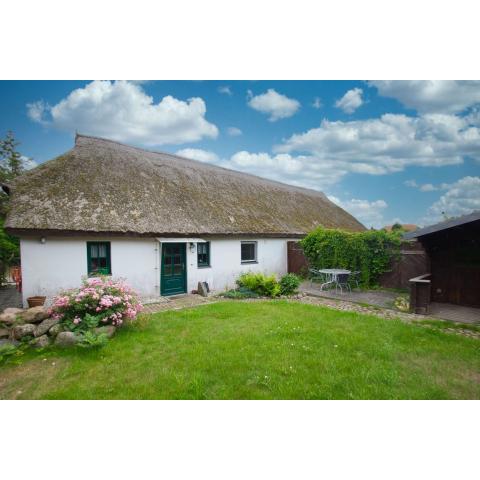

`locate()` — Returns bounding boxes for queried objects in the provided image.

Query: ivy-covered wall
[300,228,402,287]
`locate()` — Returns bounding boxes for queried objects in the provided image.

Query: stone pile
[0,307,117,349]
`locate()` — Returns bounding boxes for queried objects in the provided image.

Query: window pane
[98,244,107,258]
[241,242,256,262]
[90,244,98,258]
[197,242,210,266]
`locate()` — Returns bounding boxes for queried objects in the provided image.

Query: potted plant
[27,296,46,308]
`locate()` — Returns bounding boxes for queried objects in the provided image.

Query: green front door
[161,243,187,296]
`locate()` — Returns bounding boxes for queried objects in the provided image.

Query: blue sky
[1,80,479,228]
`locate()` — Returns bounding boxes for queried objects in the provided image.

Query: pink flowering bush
[50,276,143,333]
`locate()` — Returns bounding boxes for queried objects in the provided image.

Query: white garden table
[318,269,351,291]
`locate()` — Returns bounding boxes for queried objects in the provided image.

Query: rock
[0,311,22,325]
[0,338,19,348]
[197,281,209,297]
[34,317,60,337]
[94,325,116,338]
[31,334,50,349]
[19,306,50,324]
[3,307,23,315]
[55,331,80,347]
[48,323,63,338]
[13,323,36,340]
[0,328,9,339]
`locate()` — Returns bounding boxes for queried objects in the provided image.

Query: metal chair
[309,268,323,287]
[349,271,361,289]
[335,273,351,294]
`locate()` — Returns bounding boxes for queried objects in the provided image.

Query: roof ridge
[74,133,329,198]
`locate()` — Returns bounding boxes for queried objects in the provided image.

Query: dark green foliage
[300,227,401,287]
[0,217,19,283]
[279,273,301,295]
[221,287,260,299]
[237,272,281,297]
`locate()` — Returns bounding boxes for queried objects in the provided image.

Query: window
[197,242,210,268]
[87,241,111,275]
[241,241,257,263]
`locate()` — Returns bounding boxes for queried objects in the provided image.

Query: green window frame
[87,241,111,276]
[197,242,210,268]
[241,241,257,264]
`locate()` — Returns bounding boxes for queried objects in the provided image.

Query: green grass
[416,318,480,333]
[1,301,479,399]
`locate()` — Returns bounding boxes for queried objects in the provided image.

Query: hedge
[300,228,402,287]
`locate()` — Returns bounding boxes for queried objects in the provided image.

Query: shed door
[161,243,187,296]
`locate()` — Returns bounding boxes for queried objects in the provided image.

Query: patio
[299,281,480,325]
[300,281,397,308]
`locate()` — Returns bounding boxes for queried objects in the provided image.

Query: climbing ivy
[300,228,402,287]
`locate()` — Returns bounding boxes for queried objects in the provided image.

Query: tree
[0,131,27,283]
[391,222,404,232]
[0,130,24,182]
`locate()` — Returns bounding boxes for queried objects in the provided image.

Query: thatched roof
[5,134,365,237]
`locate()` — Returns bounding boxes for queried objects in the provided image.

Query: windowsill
[241,261,258,264]
[198,265,211,269]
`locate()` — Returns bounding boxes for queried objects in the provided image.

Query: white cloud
[419,183,436,192]
[21,155,37,170]
[175,148,220,164]
[27,80,218,146]
[218,86,232,96]
[335,88,363,114]
[228,151,346,189]
[328,196,388,229]
[247,89,300,121]
[422,176,480,224]
[275,113,480,175]
[404,179,451,192]
[370,80,480,114]
[312,97,322,109]
[26,100,48,123]
[226,126,242,137]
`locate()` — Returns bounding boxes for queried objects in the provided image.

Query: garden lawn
[1,301,479,399]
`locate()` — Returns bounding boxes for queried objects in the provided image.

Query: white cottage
[4,135,364,305]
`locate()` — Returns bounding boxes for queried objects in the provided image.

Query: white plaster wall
[20,237,159,306]
[20,236,291,305]
[186,238,289,292]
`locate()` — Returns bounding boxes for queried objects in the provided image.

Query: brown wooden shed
[404,211,480,311]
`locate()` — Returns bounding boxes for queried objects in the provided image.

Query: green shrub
[236,272,281,297]
[78,331,109,349]
[300,227,401,288]
[279,273,301,295]
[221,287,260,299]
